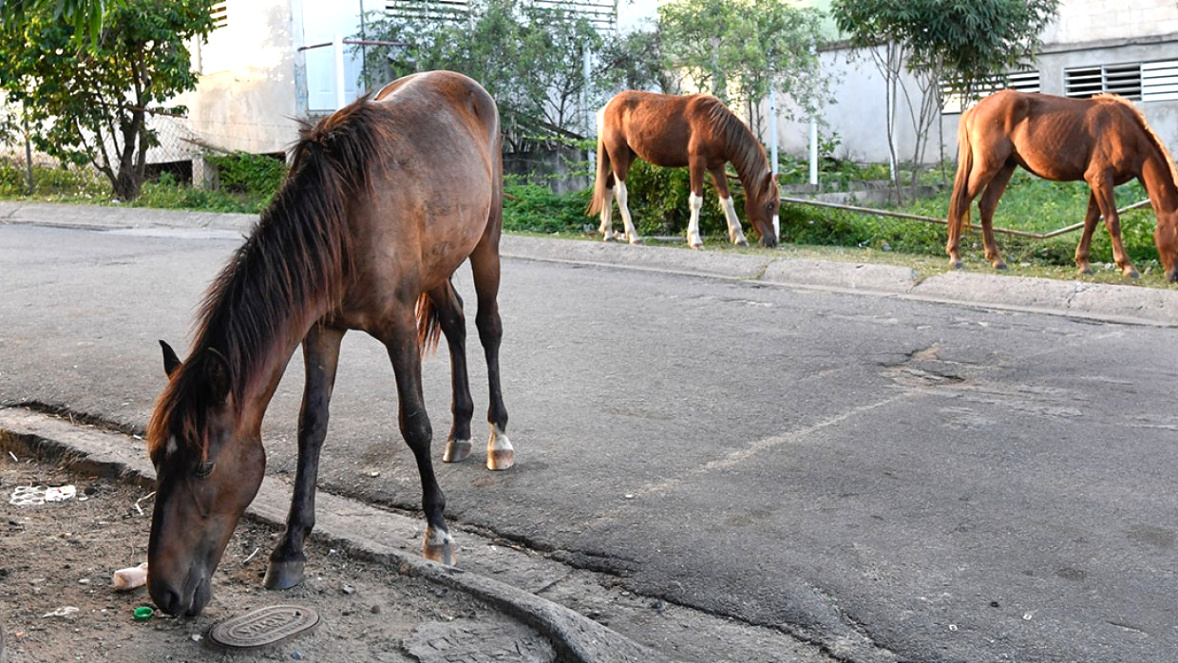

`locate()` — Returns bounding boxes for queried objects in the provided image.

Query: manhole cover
[206,604,320,650]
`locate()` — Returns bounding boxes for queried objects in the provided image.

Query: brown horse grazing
[587,90,780,249]
[145,71,513,617]
[947,90,1178,281]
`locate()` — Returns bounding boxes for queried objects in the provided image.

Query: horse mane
[148,96,395,457]
[699,96,771,196]
[1094,93,1178,188]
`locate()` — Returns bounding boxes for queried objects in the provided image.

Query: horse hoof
[735,239,748,247]
[949,260,963,270]
[1077,265,1094,276]
[628,236,644,245]
[1125,269,1140,279]
[994,262,1008,271]
[487,426,514,471]
[263,559,306,590]
[443,438,472,463]
[689,243,703,250]
[423,527,455,565]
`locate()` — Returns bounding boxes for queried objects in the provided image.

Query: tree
[658,0,830,138]
[830,0,1059,195]
[0,0,215,200]
[595,29,674,95]
[361,0,603,151]
[0,0,127,44]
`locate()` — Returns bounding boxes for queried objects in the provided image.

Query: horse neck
[718,115,769,198]
[1140,150,1178,215]
[193,211,347,432]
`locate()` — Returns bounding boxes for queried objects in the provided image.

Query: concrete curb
[0,407,669,663]
[3,200,1176,327]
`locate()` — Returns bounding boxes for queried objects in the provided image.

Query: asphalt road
[2,215,1177,663]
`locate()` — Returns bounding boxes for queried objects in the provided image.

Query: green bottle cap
[133,606,155,621]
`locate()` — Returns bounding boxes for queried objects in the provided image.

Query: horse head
[743,172,780,247]
[146,341,265,616]
[1156,211,1178,282]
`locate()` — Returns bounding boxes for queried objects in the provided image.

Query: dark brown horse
[587,90,780,249]
[947,90,1178,281]
[145,71,512,617]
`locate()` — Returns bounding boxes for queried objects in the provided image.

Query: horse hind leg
[599,185,618,242]
[469,233,514,471]
[1074,193,1101,275]
[614,180,642,245]
[977,163,1016,270]
[265,324,346,590]
[428,283,476,463]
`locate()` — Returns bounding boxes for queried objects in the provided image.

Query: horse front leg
[1088,180,1139,278]
[1074,193,1101,275]
[265,324,345,590]
[710,167,747,246]
[380,309,453,564]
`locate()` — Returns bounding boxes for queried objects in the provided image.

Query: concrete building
[774,0,1178,166]
[151,0,618,182]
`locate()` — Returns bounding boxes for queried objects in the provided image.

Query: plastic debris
[10,485,76,506]
[111,562,149,591]
[133,606,154,621]
[43,606,79,618]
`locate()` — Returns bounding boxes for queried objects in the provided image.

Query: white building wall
[168,0,302,157]
[770,0,1178,167]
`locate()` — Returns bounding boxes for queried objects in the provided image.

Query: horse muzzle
[149,568,212,616]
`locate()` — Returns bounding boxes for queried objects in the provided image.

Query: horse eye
[194,461,215,478]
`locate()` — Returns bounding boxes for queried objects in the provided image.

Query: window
[1142,60,1178,102]
[200,1,233,74]
[384,0,470,23]
[1065,63,1141,99]
[210,1,228,29]
[941,70,1040,114]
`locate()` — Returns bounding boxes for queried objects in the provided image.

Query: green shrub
[206,151,286,198]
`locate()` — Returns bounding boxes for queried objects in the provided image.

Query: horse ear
[160,340,182,377]
[203,348,232,404]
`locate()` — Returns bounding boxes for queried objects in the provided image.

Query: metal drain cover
[206,604,320,650]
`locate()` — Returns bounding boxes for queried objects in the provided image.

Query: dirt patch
[0,457,497,663]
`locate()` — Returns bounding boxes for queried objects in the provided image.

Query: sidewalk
[2,200,1175,327]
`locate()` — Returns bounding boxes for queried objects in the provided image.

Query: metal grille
[941,70,1041,114]
[384,0,614,29]
[1065,63,1141,99]
[210,1,228,29]
[1142,60,1178,102]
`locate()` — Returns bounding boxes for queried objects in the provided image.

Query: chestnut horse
[145,71,512,617]
[587,90,780,249]
[947,90,1178,281]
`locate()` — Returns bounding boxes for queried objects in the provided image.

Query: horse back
[604,90,719,168]
[971,90,1153,180]
[342,72,501,319]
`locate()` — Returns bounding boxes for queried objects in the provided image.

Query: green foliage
[0,158,108,198]
[0,0,215,200]
[360,0,602,151]
[134,175,270,214]
[658,0,830,125]
[829,0,1059,100]
[503,181,592,234]
[206,152,287,198]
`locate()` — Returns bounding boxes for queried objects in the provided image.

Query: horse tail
[948,109,975,233]
[586,106,613,217]
[415,292,442,358]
